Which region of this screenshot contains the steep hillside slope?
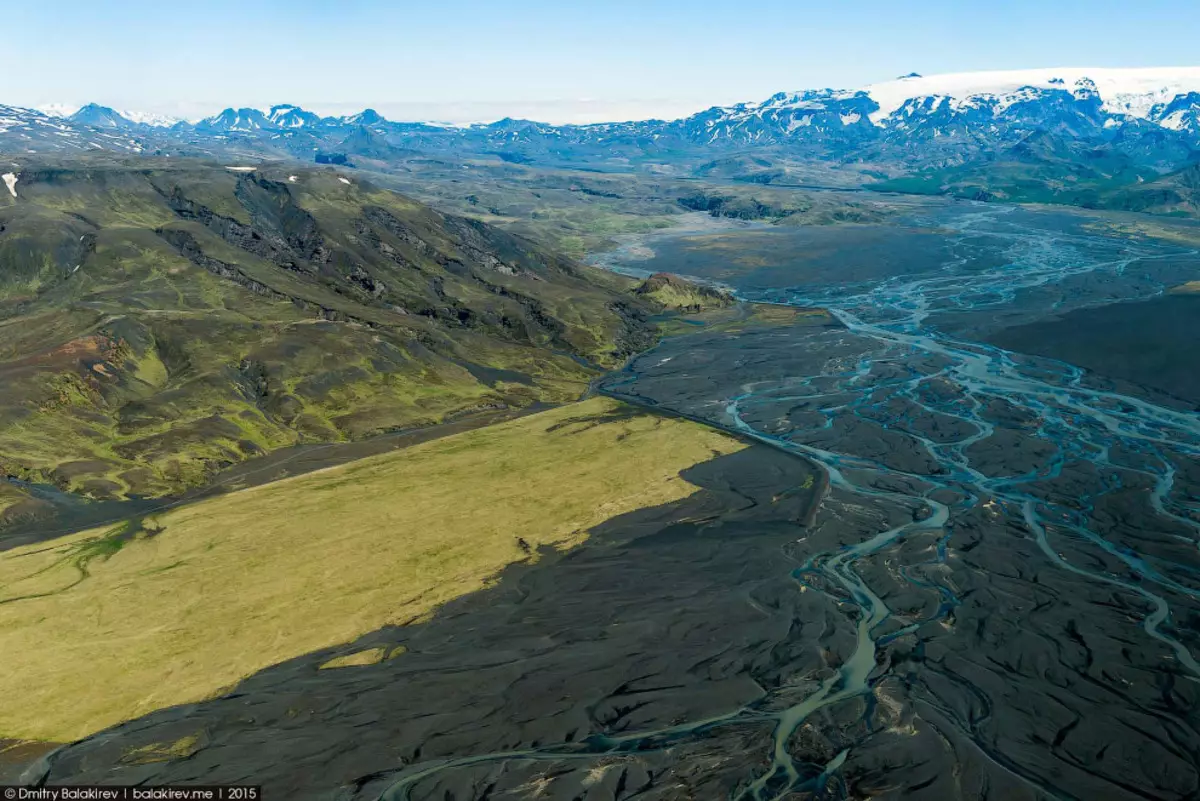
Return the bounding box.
[0,158,654,501]
[1097,161,1200,214]
[870,125,1190,200]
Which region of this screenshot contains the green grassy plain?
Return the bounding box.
[0,397,744,743]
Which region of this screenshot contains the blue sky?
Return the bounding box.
[8,0,1200,122]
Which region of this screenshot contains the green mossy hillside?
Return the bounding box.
[634,272,735,312]
[0,158,658,498]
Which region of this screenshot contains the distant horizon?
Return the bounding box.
[28,65,1200,127]
[10,0,1200,125]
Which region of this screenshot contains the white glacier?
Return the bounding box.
[861,67,1200,122]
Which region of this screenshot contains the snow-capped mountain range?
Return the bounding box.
[862,67,1200,120]
[666,68,1200,148]
[0,104,148,153]
[7,68,1200,169]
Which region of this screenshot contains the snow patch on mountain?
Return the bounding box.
[36,103,80,118]
[727,89,859,120]
[120,110,181,127]
[1160,111,1187,130]
[785,115,813,132]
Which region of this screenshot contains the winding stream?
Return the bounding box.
[705,206,1200,798]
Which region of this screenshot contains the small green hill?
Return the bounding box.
[634,272,734,311]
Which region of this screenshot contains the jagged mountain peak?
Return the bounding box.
[200,107,271,131]
[267,104,323,128]
[195,104,386,131]
[70,103,134,129]
[343,108,385,126]
[1152,91,1200,132]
